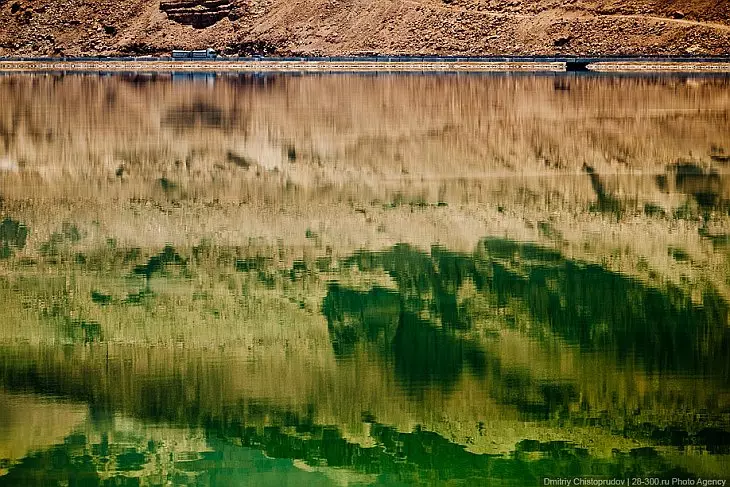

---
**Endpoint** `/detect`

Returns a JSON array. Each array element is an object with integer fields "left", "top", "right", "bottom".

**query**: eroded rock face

[{"left": 159, "top": 0, "right": 242, "bottom": 29}]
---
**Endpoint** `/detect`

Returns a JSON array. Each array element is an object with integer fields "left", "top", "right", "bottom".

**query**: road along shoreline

[
  {"left": 0, "top": 59, "right": 728, "bottom": 73},
  {"left": 590, "top": 62, "right": 730, "bottom": 72},
  {"left": 0, "top": 60, "right": 565, "bottom": 72}
]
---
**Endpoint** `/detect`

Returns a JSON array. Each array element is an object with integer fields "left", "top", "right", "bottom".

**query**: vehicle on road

[{"left": 171, "top": 48, "right": 217, "bottom": 59}]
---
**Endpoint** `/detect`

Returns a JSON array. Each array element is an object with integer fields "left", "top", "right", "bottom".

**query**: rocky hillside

[{"left": 0, "top": 0, "right": 729, "bottom": 57}]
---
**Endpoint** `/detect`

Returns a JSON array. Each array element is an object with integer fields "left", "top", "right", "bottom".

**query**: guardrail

[
  {"left": 0, "top": 60, "right": 568, "bottom": 73},
  {"left": 0, "top": 56, "right": 728, "bottom": 73},
  {"left": 0, "top": 55, "right": 729, "bottom": 63}
]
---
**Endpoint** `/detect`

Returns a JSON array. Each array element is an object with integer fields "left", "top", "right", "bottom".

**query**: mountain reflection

[
  {"left": 324, "top": 283, "right": 488, "bottom": 388},
  {"left": 2, "top": 71, "right": 730, "bottom": 484},
  {"left": 0, "top": 237, "right": 727, "bottom": 485},
  {"left": 0, "top": 419, "right": 695, "bottom": 487},
  {"left": 325, "top": 240, "right": 730, "bottom": 378}
]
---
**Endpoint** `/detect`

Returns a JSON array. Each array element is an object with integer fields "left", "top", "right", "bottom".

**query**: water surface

[{"left": 0, "top": 72, "right": 729, "bottom": 485}]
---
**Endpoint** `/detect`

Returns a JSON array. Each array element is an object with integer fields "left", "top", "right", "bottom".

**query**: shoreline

[
  {"left": 0, "top": 58, "right": 729, "bottom": 73},
  {"left": 0, "top": 60, "right": 566, "bottom": 73}
]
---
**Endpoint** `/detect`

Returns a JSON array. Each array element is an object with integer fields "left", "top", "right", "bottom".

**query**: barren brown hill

[{"left": 0, "top": 0, "right": 729, "bottom": 57}]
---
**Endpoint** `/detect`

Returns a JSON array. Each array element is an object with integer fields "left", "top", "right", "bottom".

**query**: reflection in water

[
  {"left": 0, "top": 413, "right": 694, "bottom": 487},
  {"left": 0, "top": 72, "right": 730, "bottom": 484},
  {"left": 658, "top": 162, "right": 730, "bottom": 213},
  {"left": 323, "top": 242, "right": 730, "bottom": 434},
  {"left": 0, "top": 238, "right": 728, "bottom": 482},
  {"left": 329, "top": 241, "right": 730, "bottom": 376},
  {"left": 0, "top": 218, "right": 26, "bottom": 259}
]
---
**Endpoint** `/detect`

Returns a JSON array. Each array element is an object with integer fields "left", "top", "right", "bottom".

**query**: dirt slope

[{"left": 0, "top": 0, "right": 729, "bottom": 57}]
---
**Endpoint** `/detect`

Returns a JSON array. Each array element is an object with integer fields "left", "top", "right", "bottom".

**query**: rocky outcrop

[{"left": 159, "top": 0, "right": 242, "bottom": 28}]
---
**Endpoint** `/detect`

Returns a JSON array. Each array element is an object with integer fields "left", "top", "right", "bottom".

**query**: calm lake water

[{"left": 0, "top": 72, "right": 729, "bottom": 486}]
